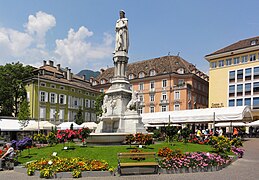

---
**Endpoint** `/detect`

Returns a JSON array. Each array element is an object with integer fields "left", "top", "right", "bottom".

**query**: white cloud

[
  {"left": 55, "top": 26, "right": 113, "bottom": 71},
  {"left": 0, "top": 11, "right": 114, "bottom": 72},
  {"left": 25, "top": 11, "right": 56, "bottom": 48}
]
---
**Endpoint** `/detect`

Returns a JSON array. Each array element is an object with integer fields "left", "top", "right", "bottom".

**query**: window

[
  {"left": 40, "top": 107, "right": 46, "bottom": 119},
  {"left": 139, "top": 72, "right": 145, "bottom": 78},
  {"left": 188, "top": 91, "right": 191, "bottom": 100},
  {"left": 226, "top": 58, "right": 232, "bottom": 66},
  {"left": 253, "top": 97, "right": 259, "bottom": 109},
  {"left": 218, "top": 60, "right": 224, "bottom": 67},
  {"left": 174, "top": 91, "right": 180, "bottom": 100},
  {"left": 85, "top": 99, "right": 90, "bottom": 108},
  {"left": 188, "top": 102, "right": 192, "bottom": 109},
  {"left": 251, "top": 40, "right": 257, "bottom": 45},
  {"left": 174, "top": 104, "right": 180, "bottom": 111},
  {"left": 139, "top": 82, "right": 144, "bottom": 90},
  {"left": 138, "top": 107, "right": 143, "bottom": 114},
  {"left": 59, "top": 94, "right": 66, "bottom": 104},
  {"left": 245, "top": 83, "right": 251, "bottom": 95},
  {"left": 100, "top": 79, "right": 105, "bottom": 84},
  {"left": 211, "top": 62, "right": 217, "bottom": 68},
  {"left": 40, "top": 82, "right": 46, "bottom": 87},
  {"left": 245, "top": 98, "right": 251, "bottom": 106},
  {"left": 50, "top": 84, "right": 56, "bottom": 88},
  {"left": 162, "top": 79, "right": 167, "bottom": 88},
  {"left": 177, "top": 68, "right": 184, "bottom": 74},
  {"left": 71, "top": 88, "right": 75, "bottom": 92},
  {"left": 91, "top": 100, "right": 95, "bottom": 108},
  {"left": 162, "top": 92, "right": 167, "bottom": 100},
  {"left": 100, "top": 89, "right": 104, "bottom": 93},
  {"left": 150, "top": 106, "right": 155, "bottom": 113},
  {"left": 253, "top": 82, "right": 259, "bottom": 94},
  {"left": 229, "top": 85, "right": 235, "bottom": 97},
  {"left": 161, "top": 105, "right": 167, "bottom": 112},
  {"left": 60, "top": 86, "right": 64, "bottom": 90},
  {"left": 229, "top": 71, "right": 235, "bottom": 82},
  {"left": 237, "top": 84, "right": 243, "bottom": 96},
  {"left": 242, "top": 56, "right": 248, "bottom": 63},
  {"left": 150, "top": 94, "right": 155, "bottom": 102},
  {"left": 245, "top": 68, "right": 252, "bottom": 80},
  {"left": 50, "top": 108, "right": 55, "bottom": 120},
  {"left": 237, "top": 69, "right": 243, "bottom": 81},
  {"left": 236, "top": 99, "right": 243, "bottom": 106},
  {"left": 250, "top": 54, "right": 256, "bottom": 61},
  {"left": 178, "top": 79, "right": 185, "bottom": 86},
  {"left": 139, "top": 95, "right": 144, "bottom": 102},
  {"left": 233, "top": 57, "right": 240, "bottom": 64},
  {"left": 229, "top": 100, "right": 235, "bottom": 107},
  {"left": 150, "top": 70, "right": 156, "bottom": 76},
  {"left": 40, "top": 91, "right": 48, "bottom": 102},
  {"left": 150, "top": 81, "right": 155, "bottom": 90},
  {"left": 254, "top": 67, "right": 259, "bottom": 79},
  {"left": 128, "top": 74, "right": 134, "bottom": 80},
  {"left": 50, "top": 93, "right": 57, "bottom": 103}
]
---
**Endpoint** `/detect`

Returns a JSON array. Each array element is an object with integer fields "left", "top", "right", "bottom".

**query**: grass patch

[{"left": 18, "top": 142, "right": 214, "bottom": 167}]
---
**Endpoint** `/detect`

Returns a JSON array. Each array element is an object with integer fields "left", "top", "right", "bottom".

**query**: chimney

[
  {"left": 82, "top": 75, "right": 86, "bottom": 80},
  {"left": 56, "top": 64, "right": 61, "bottom": 71},
  {"left": 100, "top": 68, "right": 105, "bottom": 74},
  {"left": 67, "top": 68, "right": 72, "bottom": 81},
  {"left": 49, "top": 60, "right": 54, "bottom": 67},
  {"left": 43, "top": 60, "right": 47, "bottom": 66},
  {"left": 89, "top": 77, "right": 93, "bottom": 83}
]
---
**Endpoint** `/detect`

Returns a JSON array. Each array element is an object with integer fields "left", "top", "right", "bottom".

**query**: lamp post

[{"left": 37, "top": 71, "right": 40, "bottom": 134}]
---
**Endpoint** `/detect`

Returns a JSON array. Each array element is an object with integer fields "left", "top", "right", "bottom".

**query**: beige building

[
  {"left": 91, "top": 55, "right": 209, "bottom": 113},
  {"left": 205, "top": 36, "right": 259, "bottom": 119}
]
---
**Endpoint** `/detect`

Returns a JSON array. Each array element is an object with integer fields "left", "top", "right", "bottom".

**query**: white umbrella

[
  {"left": 246, "top": 120, "right": 259, "bottom": 126},
  {"left": 215, "top": 122, "right": 246, "bottom": 127},
  {"left": 23, "top": 121, "right": 55, "bottom": 131},
  {"left": 80, "top": 122, "right": 97, "bottom": 129},
  {"left": 57, "top": 122, "right": 81, "bottom": 130}
]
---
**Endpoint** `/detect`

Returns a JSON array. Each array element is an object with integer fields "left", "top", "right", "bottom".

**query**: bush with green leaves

[{"left": 180, "top": 127, "right": 191, "bottom": 143}]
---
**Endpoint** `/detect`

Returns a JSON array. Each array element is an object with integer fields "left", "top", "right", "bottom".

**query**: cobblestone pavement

[{"left": 1, "top": 138, "right": 259, "bottom": 180}]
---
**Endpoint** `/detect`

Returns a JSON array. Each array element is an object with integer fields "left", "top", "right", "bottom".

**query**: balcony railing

[{"left": 160, "top": 99, "right": 169, "bottom": 104}]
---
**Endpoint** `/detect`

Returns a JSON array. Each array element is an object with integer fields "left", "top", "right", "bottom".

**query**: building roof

[
  {"left": 206, "top": 36, "right": 259, "bottom": 57},
  {"left": 94, "top": 55, "right": 208, "bottom": 82}
]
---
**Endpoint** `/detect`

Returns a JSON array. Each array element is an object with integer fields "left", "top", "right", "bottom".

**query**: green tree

[
  {"left": 0, "top": 62, "right": 34, "bottom": 116},
  {"left": 75, "top": 106, "right": 84, "bottom": 125},
  {"left": 94, "top": 93, "right": 105, "bottom": 117},
  {"left": 18, "top": 99, "right": 30, "bottom": 128},
  {"left": 165, "top": 126, "right": 179, "bottom": 143}
]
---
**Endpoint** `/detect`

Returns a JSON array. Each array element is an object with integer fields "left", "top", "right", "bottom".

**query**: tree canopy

[{"left": 0, "top": 62, "right": 34, "bottom": 116}]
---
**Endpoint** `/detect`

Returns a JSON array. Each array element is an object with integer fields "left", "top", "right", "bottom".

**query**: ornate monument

[{"left": 95, "top": 10, "right": 146, "bottom": 135}]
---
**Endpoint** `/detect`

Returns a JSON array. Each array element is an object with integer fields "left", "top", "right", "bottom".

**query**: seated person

[{"left": 0, "top": 143, "right": 14, "bottom": 170}]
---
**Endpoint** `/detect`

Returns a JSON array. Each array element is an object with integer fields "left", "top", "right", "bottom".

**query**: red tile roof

[{"left": 206, "top": 36, "right": 259, "bottom": 57}]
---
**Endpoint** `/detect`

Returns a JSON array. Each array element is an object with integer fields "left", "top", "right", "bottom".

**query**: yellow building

[
  {"left": 205, "top": 36, "right": 259, "bottom": 119},
  {"left": 92, "top": 55, "right": 209, "bottom": 113}
]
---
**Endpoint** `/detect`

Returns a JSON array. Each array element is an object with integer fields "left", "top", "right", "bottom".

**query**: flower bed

[
  {"left": 158, "top": 151, "right": 232, "bottom": 173},
  {"left": 25, "top": 157, "right": 112, "bottom": 178}
]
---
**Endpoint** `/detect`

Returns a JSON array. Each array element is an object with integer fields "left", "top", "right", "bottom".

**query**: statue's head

[{"left": 119, "top": 10, "right": 125, "bottom": 19}]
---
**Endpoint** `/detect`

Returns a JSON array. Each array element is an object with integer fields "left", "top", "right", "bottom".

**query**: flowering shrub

[
  {"left": 210, "top": 136, "right": 231, "bottom": 153},
  {"left": 159, "top": 152, "right": 231, "bottom": 170},
  {"left": 127, "top": 133, "right": 153, "bottom": 145},
  {"left": 33, "top": 133, "right": 47, "bottom": 144},
  {"left": 230, "top": 138, "right": 243, "bottom": 148},
  {"left": 129, "top": 148, "right": 145, "bottom": 161},
  {"left": 26, "top": 157, "right": 110, "bottom": 176},
  {"left": 231, "top": 147, "right": 244, "bottom": 158},
  {"left": 72, "top": 169, "right": 82, "bottom": 178},
  {"left": 11, "top": 137, "right": 32, "bottom": 151},
  {"left": 56, "top": 129, "right": 78, "bottom": 143},
  {"left": 77, "top": 128, "right": 91, "bottom": 145},
  {"left": 158, "top": 147, "right": 173, "bottom": 157},
  {"left": 46, "top": 132, "right": 58, "bottom": 146},
  {"left": 188, "top": 137, "right": 210, "bottom": 145}
]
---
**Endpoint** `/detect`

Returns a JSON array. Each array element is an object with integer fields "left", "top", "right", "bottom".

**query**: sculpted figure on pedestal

[{"left": 115, "top": 10, "right": 129, "bottom": 53}]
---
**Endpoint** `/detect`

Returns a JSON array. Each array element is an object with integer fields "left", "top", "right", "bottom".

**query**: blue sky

[{"left": 0, "top": 1, "right": 259, "bottom": 73}]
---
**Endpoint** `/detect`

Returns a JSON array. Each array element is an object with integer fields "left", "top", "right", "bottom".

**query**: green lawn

[{"left": 18, "top": 142, "right": 213, "bottom": 167}]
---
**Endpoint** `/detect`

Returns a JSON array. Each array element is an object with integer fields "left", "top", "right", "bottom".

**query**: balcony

[
  {"left": 160, "top": 99, "right": 169, "bottom": 105},
  {"left": 173, "top": 99, "right": 182, "bottom": 104},
  {"left": 149, "top": 88, "right": 156, "bottom": 93}
]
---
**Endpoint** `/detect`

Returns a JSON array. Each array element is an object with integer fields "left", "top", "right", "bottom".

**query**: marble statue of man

[{"left": 115, "top": 10, "right": 129, "bottom": 53}]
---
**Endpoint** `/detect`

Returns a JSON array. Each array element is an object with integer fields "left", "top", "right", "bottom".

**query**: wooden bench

[{"left": 117, "top": 152, "right": 159, "bottom": 175}]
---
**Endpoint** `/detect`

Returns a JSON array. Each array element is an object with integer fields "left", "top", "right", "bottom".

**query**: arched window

[
  {"left": 150, "top": 70, "right": 156, "bottom": 76},
  {"left": 177, "top": 68, "right": 184, "bottom": 74},
  {"left": 139, "top": 72, "right": 145, "bottom": 78},
  {"left": 100, "top": 79, "right": 106, "bottom": 84},
  {"left": 128, "top": 74, "right": 134, "bottom": 80}
]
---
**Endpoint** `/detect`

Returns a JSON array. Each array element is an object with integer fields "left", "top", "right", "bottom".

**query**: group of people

[
  {"left": 195, "top": 127, "right": 241, "bottom": 141},
  {"left": 0, "top": 143, "right": 15, "bottom": 171}
]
